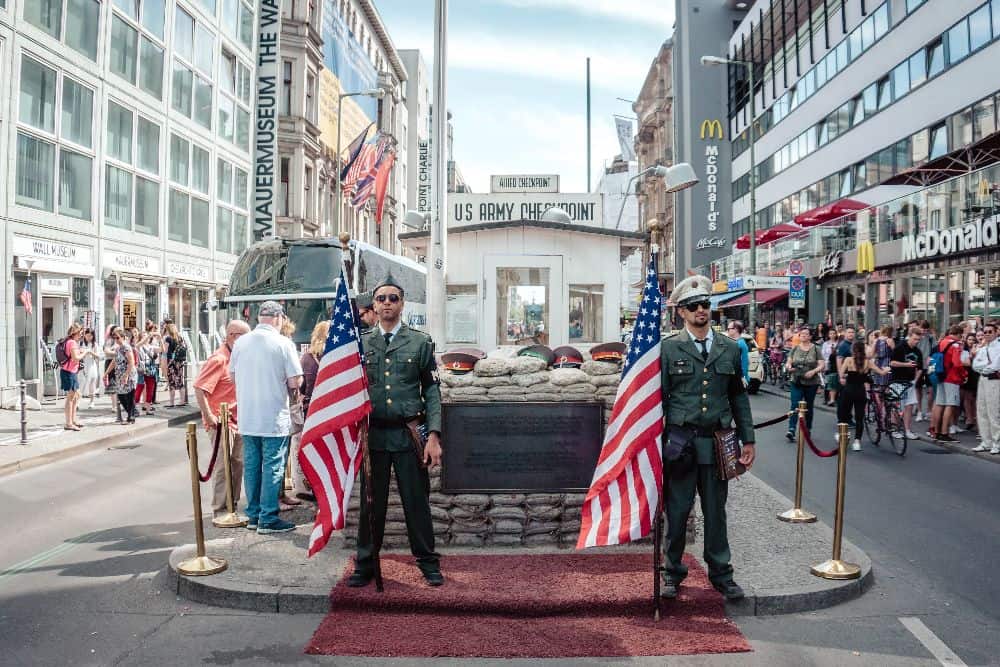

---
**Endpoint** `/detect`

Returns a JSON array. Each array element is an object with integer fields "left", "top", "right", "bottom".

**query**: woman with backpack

[
  {"left": 58, "top": 323, "right": 87, "bottom": 430},
  {"left": 785, "top": 326, "right": 825, "bottom": 442},
  {"left": 104, "top": 327, "right": 137, "bottom": 424},
  {"left": 162, "top": 321, "right": 188, "bottom": 407}
]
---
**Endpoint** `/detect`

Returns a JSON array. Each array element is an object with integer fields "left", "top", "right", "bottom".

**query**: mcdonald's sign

[{"left": 700, "top": 119, "right": 724, "bottom": 140}]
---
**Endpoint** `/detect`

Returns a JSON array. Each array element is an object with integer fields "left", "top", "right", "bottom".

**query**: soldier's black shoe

[
  {"left": 423, "top": 571, "right": 444, "bottom": 587},
  {"left": 346, "top": 571, "right": 373, "bottom": 588},
  {"left": 713, "top": 580, "right": 745, "bottom": 600},
  {"left": 660, "top": 579, "right": 679, "bottom": 599}
]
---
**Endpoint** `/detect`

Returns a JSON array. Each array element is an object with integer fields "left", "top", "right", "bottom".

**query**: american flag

[
  {"left": 343, "top": 135, "right": 387, "bottom": 194},
  {"left": 298, "top": 270, "right": 372, "bottom": 556},
  {"left": 349, "top": 139, "right": 390, "bottom": 209},
  {"left": 19, "top": 277, "right": 32, "bottom": 315},
  {"left": 577, "top": 253, "right": 663, "bottom": 548}
]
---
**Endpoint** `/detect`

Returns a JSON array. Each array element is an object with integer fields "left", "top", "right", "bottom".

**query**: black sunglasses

[
  {"left": 684, "top": 300, "right": 711, "bottom": 312},
  {"left": 375, "top": 294, "right": 401, "bottom": 303}
]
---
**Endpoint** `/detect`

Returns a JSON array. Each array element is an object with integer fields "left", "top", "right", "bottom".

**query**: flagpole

[{"left": 428, "top": 0, "right": 448, "bottom": 345}]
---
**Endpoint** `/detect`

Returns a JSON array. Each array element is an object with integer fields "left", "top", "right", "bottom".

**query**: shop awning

[
  {"left": 793, "top": 199, "right": 869, "bottom": 227},
  {"left": 710, "top": 290, "right": 747, "bottom": 309},
  {"left": 735, "top": 223, "right": 803, "bottom": 249},
  {"left": 720, "top": 288, "right": 787, "bottom": 308}
]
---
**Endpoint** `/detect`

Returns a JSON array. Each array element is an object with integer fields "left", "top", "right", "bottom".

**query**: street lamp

[
  {"left": 334, "top": 87, "right": 387, "bottom": 235},
  {"left": 541, "top": 207, "right": 572, "bottom": 225},
  {"left": 615, "top": 163, "right": 699, "bottom": 228},
  {"left": 402, "top": 210, "right": 430, "bottom": 231},
  {"left": 701, "top": 54, "right": 758, "bottom": 328},
  {"left": 614, "top": 164, "right": 668, "bottom": 230}
]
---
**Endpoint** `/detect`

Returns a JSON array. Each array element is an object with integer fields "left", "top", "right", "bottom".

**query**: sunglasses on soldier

[
  {"left": 375, "top": 293, "right": 401, "bottom": 303},
  {"left": 683, "top": 300, "right": 711, "bottom": 312}
]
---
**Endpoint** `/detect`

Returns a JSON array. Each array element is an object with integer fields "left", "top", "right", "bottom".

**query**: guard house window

[
  {"left": 26, "top": 0, "right": 100, "bottom": 62},
  {"left": 568, "top": 285, "right": 603, "bottom": 344},
  {"left": 446, "top": 284, "right": 478, "bottom": 344},
  {"left": 496, "top": 267, "right": 550, "bottom": 346},
  {"left": 110, "top": 1, "right": 165, "bottom": 100},
  {"left": 16, "top": 56, "right": 96, "bottom": 220}
]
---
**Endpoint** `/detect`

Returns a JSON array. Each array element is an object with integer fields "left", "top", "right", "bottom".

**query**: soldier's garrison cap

[
  {"left": 373, "top": 273, "right": 404, "bottom": 297},
  {"left": 669, "top": 275, "right": 713, "bottom": 308},
  {"left": 517, "top": 344, "right": 555, "bottom": 366},
  {"left": 590, "top": 342, "right": 627, "bottom": 363},
  {"left": 552, "top": 346, "right": 583, "bottom": 368}
]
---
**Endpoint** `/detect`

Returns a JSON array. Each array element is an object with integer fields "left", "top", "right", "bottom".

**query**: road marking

[
  {"left": 0, "top": 531, "right": 100, "bottom": 587},
  {"left": 899, "top": 617, "right": 967, "bottom": 666}
]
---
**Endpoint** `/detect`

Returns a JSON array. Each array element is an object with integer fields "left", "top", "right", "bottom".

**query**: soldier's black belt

[
  {"left": 370, "top": 417, "right": 408, "bottom": 429},
  {"left": 682, "top": 425, "right": 720, "bottom": 438}
]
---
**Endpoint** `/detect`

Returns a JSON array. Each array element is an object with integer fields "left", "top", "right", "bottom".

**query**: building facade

[
  {"left": 633, "top": 38, "right": 675, "bottom": 292},
  {"left": 702, "top": 0, "right": 1000, "bottom": 330},
  {"left": 5, "top": 0, "right": 259, "bottom": 395}
]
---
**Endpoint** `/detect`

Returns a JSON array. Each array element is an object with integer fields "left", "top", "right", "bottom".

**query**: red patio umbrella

[
  {"left": 794, "top": 198, "right": 868, "bottom": 227},
  {"left": 735, "top": 222, "right": 802, "bottom": 250}
]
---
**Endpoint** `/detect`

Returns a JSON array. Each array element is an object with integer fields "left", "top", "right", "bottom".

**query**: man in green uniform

[
  {"left": 347, "top": 276, "right": 445, "bottom": 587},
  {"left": 660, "top": 275, "right": 756, "bottom": 601}
]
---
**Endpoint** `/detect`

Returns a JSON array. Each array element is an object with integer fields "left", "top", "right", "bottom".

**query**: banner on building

[
  {"left": 253, "top": 0, "right": 281, "bottom": 241},
  {"left": 615, "top": 117, "right": 636, "bottom": 162}
]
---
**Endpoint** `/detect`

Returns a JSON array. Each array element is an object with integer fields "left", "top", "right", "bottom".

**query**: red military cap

[
  {"left": 590, "top": 342, "right": 627, "bottom": 363},
  {"left": 440, "top": 351, "right": 481, "bottom": 374},
  {"left": 552, "top": 346, "right": 583, "bottom": 368}
]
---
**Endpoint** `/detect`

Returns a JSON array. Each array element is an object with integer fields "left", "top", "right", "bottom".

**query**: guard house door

[{"left": 484, "top": 255, "right": 564, "bottom": 352}]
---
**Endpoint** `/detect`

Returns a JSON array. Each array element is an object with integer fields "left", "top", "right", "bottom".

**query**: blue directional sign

[{"left": 789, "top": 275, "right": 806, "bottom": 309}]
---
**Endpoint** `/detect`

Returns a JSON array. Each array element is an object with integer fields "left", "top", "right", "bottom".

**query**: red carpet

[{"left": 305, "top": 553, "right": 751, "bottom": 658}]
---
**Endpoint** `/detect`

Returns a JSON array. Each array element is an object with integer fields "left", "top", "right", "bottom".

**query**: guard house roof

[{"left": 397, "top": 218, "right": 647, "bottom": 261}]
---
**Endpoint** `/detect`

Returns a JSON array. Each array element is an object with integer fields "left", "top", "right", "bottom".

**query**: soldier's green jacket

[
  {"left": 363, "top": 324, "right": 442, "bottom": 452},
  {"left": 660, "top": 331, "right": 755, "bottom": 464}
]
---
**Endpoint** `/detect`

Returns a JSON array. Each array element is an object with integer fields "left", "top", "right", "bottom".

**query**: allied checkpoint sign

[
  {"left": 252, "top": 0, "right": 280, "bottom": 241},
  {"left": 441, "top": 402, "right": 604, "bottom": 493}
]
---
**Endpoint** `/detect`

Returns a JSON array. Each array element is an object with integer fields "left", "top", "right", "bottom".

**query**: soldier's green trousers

[
  {"left": 355, "top": 447, "right": 440, "bottom": 575},
  {"left": 663, "top": 462, "right": 735, "bottom": 587}
]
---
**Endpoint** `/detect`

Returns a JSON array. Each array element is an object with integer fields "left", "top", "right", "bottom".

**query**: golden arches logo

[{"left": 700, "top": 119, "right": 724, "bottom": 140}]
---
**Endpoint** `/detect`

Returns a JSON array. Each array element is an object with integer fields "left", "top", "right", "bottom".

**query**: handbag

[{"left": 713, "top": 428, "right": 746, "bottom": 481}]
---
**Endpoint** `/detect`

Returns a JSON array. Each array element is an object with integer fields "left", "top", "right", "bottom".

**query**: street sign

[
  {"left": 789, "top": 276, "right": 806, "bottom": 309},
  {"left": 788, "top": 259, "right": 804, "bottom": 276}
]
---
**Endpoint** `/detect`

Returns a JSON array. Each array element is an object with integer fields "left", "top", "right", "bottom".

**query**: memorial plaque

[{"left": 441, "top": 402, "right": 604, "bottom": 493}]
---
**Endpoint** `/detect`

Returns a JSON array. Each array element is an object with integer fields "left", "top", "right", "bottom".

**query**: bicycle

[
  {"left": 864, "top": 382, "right": 910, "bottom": 456},
  {"left": 766, "top": 348, "right": 786, "bottom": 386}
]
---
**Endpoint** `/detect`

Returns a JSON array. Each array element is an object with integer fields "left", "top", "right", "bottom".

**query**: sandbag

[
  {"left": 511, "top": 371, "right": 549, "bottom": 387},
  {"left": 449, "top": 386, "right": 488, "bottom": 396},
  {"left": 450, "top": 533, "right": 485, "bottom": 547},
  {"left": 492, "top": 519, "right": 524, "bottom": 534},
  {"left": 525, "top": 392, "right": 561, "bottom": 401},
  {"left": 581, "top": 360, "right": 620, "bottom": 376},
  {"left": 491, "top": 493, "right": 527, "bottom": 506},
  {"left": 590, "top": 373, "right": 621, "bottom": 387},
  {"left": 487, "top": 534, "right": 523, "bottom": 546},
  {"left": 474, "top": 358, "right": 509, "bottom": 377},
  {"left": 473, "top": 375, "right": 513, "bottom": 388},
  {"left": 507, "top": 357, "right": 547, "bottom": 374},
  {"left": 441, "top": 372, "right": 476, "bottom": 387},
  {"left": 488, "top": 506, "right": 527, "bottom": 522},
  {"left": 524, "top": 519, "right": 561, "bottom": 535},
  {"left": 525, "top": 506, "right": 562, "bottom": 522},
  {"left": 488, "top": 385, "right": 527, "bottom": 397},
  {"left": 549, "top": 368, "right": 590, "bottom": 386}
]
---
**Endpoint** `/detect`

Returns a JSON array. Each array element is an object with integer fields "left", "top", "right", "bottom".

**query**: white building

[{"left": 5, "top": 0, "right": 258, "bottom": 396}]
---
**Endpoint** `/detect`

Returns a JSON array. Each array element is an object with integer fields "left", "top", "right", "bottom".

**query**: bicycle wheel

[
  {"left": 886, "top": 404, "right": 907, "bottom": 456},
  {"left": 864, "top": 399, "right": 881, "bottom": 447}
]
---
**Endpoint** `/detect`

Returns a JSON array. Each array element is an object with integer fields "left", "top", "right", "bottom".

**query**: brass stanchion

[
  {"left": 212, "top": 403, "right": 247, "bottom": 528},
  {"left": 284, "top": 441, "right": 293, "bottom": 492},
  {"left": 811, "top": 423, "right": 861, "bottom": 580},
  {"left": 778, "top": 400, "right": 817, "bottom": 523},
  {"left": 178, "top": 423, "right": 228, "bottom": 576}
]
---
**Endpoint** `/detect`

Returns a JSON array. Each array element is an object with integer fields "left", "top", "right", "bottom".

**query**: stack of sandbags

[
  {"left": 558, "top": 492, "right": 585, "bottom": 546},
  {"left": 523, "top": 493, "right": 563, "bottom": 545},
  {"left": 486, "top": 494, "right": 527, "bottom": 545},
  {"left": 427, "top": 469, "right": 452, "bottom": 542},
  {"left": 449, "top": 493, "right": 492, "bottom": 546},
  {"left": 582, "top": 360, "right": 622, "bottom": 407},
  {"left": 549, "top": 367, "right": 597, "bottom": 401}
]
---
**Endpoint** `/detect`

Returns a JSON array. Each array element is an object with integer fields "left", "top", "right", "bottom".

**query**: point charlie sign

[
  {"left": 901, "top": 215, "right": 999, "bottom": 262},
  {"left": 450, "top": 193, "right": 603, "bottom": 227}
]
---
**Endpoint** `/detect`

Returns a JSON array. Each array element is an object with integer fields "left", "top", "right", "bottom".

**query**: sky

[{"left": 373, "top": 0, "right": 675, "bottom": 194}]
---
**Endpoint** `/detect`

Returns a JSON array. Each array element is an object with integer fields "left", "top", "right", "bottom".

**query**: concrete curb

[
  {"left": 757, "top": 384, "right": 1000, "bottom": 464},
  {"left": 166, "top": 531, "right": 873, "bottom": 617},
  {"left": 0, "top": 409, "right": 200, "bottom": 477}
]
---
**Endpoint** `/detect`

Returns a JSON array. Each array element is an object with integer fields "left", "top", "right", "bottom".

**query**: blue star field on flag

[
  {"left": 622, "top": 254, "right": 662, "bottom": 377},
  {"left": 325, "top": 270, "right": 360, "bottom": 355}
]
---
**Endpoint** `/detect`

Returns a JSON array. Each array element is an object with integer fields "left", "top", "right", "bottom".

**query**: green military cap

[
  {"left": 373, "top": 273, "right": 404, "bottom": 297},
  {"left": 517, "top": 344, "right": 555, "bottom": 366},
  {"left": 669, "top": 275, "right": 713, "bottom": 308}
]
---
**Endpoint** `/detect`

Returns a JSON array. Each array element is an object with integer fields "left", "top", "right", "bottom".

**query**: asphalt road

[{"left": 0, "top": 403, "right": 998, "bottom": 666}]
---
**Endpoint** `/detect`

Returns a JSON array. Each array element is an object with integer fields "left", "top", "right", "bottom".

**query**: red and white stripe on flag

[
  {"left": 298, "top": 276, "right": 371, "bottom": 556},
  {"left": 578, "top": 254, "right": 664, "bottom": 548}
]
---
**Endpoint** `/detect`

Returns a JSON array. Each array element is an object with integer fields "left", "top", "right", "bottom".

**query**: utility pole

[
  {"left": 586, "top": 57, "right": 592, "bottom": 192},
  {"left": 429, "top": 0, "right": 448, "bottom": 344}
]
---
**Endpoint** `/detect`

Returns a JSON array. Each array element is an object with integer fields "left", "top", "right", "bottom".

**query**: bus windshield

[{"left": 228, "top": 241, "right": 344, "bottom": 297}]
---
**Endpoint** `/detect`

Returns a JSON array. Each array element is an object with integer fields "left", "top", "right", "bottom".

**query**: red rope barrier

[
  {"left": 799, "top": 422, "right": 839, "bottom": 458},
  {"left": 192, "top": 425, "right": 223, "bottom": 482}
]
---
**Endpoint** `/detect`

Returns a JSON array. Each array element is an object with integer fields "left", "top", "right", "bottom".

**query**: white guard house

[{"left": 398, "top": 189, "right": 645, "bottom": 352}]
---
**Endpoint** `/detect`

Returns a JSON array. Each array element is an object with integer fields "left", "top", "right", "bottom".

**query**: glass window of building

[
  {"left": 175, "top": 6, "right": 194, "bottom": 60},
  {"left": 134, "top": 177, "right": 159, "bottom": 236},
  {"left": 216, "top": 206, "right": 233, "bottom": 254},
  {"left": 26, "top": 0, "right": 99, "bottom": 61},
  {"left": 279, "top": 157, "right": 290, "bottom": 215},
  {"left": 110, "top": 15, "right": 138, "bottom": 83},
  {"left": 191, "top": 146, "right": 210, "bottom": 194},
  {"left": 170, "top": 134, "right": 189, "bottom": 184},
  {"left": 190, "top": 197, "right": 210, "bottom": 248},
  {"left": 496, "top": 268, "right": 550, "bottom": 346},
  {"left": 239, "top": 2, "right": 254, "bottom": 48},
  {"left": 25, "top": 0, "right": 62, "bottom": 37},
  {"left": 445, "top": 284, "right": 478, "bottom": 344},
  {"left": 194, "top": 23, "right": 214, "bottom": 74},
  {"left": 947, "top": 19, "right": 970, "bottom": 64},
  {"left": 973, "top": 97, "right": 996, "bottom": 141},
  {"left": 104, "top": 100, "right": 161, "bottom": 234},
  {"left": 928, "top": 123, "right": 948, "bottom": 160},
  {"left": 194, "top": 77, "right": 212, "bottom": 129},
  {"left": 169, "top": 189, "right": 190, "bottom": 243},
  {"left": 136, "top": 117, "right": 159, "bottom": 174},
  {"left": 877, "top": 77, "right": 891, "bottom": 110},
  {"left": 140, "top": 0, "right": 165, "bottom": 39},
  {"left": 218, "top": 49, "right": 252, "bottom": 150},
  {"left": 926, "top": 39, "right": 945, "bottom": 78},
  {"left": 282, "top": 61, "right": 293, "bottom": 115},
  {"left": 912, "top": 128, "right": 929, "bottom": 165},
  {"left": 968, "top": 5, "right": 992, "bottom": 52},
  {"left": 891, "top": 62, "right": 910, "bottom": 100},
  {"left": 61, "top": 78, "right": 93, "bottom": 148},
  {"left": 59, "top": 149, "right": 92, "bottom": 219},
  {"left": 20, "top": 57, "right": 56, "bottom": 132},
  {"left": 110, "top": 0, "right": 164, "bottom": 99},
  {"left": 950, "top": 107, "right": 974, "bottom": 149},
  {"left": 106, "top": 165, "right": 133, "bottom": 228},
  {"left": 139, "top": 38, "right": 164, "bottom": 99},
  {"left": 172, "top": 62, "right": 193, "bottom": 115},
  {"left": 16, "top": 133, "right": 55, "bottom": 211},
  {"left": 107, "top": 101, "right": 133, "bottom": 163},
  {"left": 216, "top": 158, "right": 250, "bottom": 255},
  {"left": 908, "top": 51, "right": 926, "bottom": 90}
]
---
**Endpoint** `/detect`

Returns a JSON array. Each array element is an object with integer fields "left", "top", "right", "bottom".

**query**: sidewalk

[
  {"left": 758, "top": 383, "right": 1000, "bottom": 463},
  {"left": 167, "top": 473, "right": 873, "bottom": 616},
  {"left": 0, "top": 391, "right": 199, "bottom": 476}
]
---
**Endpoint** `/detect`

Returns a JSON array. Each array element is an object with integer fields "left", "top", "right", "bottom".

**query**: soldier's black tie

[
  {"left": 697, "top": 339, "right": 708, "bottom": 361},
  {"left": 384, "top": 332, "right": 393, "bottom": 347}
]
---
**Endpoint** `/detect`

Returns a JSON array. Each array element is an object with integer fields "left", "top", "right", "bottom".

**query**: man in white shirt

[
  {"left": 972, "top": 322, "right": 1000, "bottom": 455},
  {"left": 229, "top": 301, "right": 304, "bottom": 533}
]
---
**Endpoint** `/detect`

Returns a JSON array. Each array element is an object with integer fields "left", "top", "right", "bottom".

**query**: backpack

[
  {"left": 928, "top": 340, "right": 959, "bottom": 385},
  {"left": 172, "top": 339, "right": 188, "bottom": 364},
  {"left": 55, "top": 338, "right": 69, "bottom": 365}
]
